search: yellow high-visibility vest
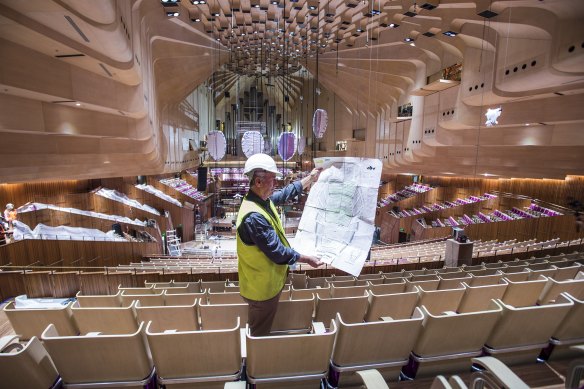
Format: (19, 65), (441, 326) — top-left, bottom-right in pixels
(236, 197), (289, 301)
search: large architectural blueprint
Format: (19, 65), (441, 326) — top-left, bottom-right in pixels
(292, 157), (382, 276)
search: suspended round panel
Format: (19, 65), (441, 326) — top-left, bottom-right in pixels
(263, 138), (272, 155)
(312, 109), (328, 139)
(242, 131), (265, 158)
(278, 132), (296, 161)
(207, 131), (226, 161)
(297, 136), (306, 155)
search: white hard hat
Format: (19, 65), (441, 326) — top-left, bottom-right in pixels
(244, 153), (282, 177)
(6, 203), (14, 210)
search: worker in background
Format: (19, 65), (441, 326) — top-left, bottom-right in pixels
(237, 153), (322, 336)
(4, 203), (17, 228)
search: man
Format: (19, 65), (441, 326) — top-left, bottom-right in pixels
(237, 153), (322, 336)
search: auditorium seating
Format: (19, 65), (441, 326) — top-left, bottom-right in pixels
(3, 300), (78, 341)
(483, 296), (574, 366)
(541, 293), (584, 361)
(329, 310), (424, 387)
(145, 318), (242, 388)
(403, 302), (503, 378)
(245, 321), (337, 388)
(0, 335), (61, 389)
(135, 300), (200, 332)
(71, 300), (139, 335)
(41, 322), (155, 387)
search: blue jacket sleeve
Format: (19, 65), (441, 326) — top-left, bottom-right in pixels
(241, 213), (300, 265)
(270, 180), (303, 205)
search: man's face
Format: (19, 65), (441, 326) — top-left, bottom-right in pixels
(255, 171), (277, 200)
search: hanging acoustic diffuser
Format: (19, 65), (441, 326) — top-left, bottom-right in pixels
(242, 131), (265, 158)
(263, 137), (272, 155)
(297, 136), (306, 155)
(312, 109), (328, 138)
(207, 130), (226, 161)
(278, 132), (297, 161)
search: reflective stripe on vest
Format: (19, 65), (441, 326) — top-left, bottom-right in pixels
(236, 197), (289, 301)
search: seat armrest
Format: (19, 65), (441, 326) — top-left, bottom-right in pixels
(356, 369), (389, 389)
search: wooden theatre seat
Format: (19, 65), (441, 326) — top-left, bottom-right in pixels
(71, 300), (139, 335)
(118, 284), (155, 295)
(145, 318), (242, 388)
(75, 290), (122, 307)
(329, 309), (424, 387)
(540, 293), (584, 361)
(330, 284), (369, 298)
(416, 285), (465, 315)
(3, 300), (78, 341)
(457, 281), (508, 313)
(271, 296), (314, 333)
(199, 301), (248, 330)
(207, 291), (245, 304)
(120, 290), (165, 307)
(0, 335), (60, 389)
(483, 297), (574, 366)
(163, 289), (206, 305)
(368, 278), (406, 295)
(537, 273), (584, 304)
(365, 288), (418, 322)
(315, 292), (369, 328)
(500, 276), (548, 307)
(135, 300), (199, 332)
(41, 322), (154, 388)
(246, 321), (337, 388)
(403, 301), (503, 378)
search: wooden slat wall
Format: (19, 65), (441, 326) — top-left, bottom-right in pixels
(0, 240), (160, 267)
(0, 180), (93, 213)
(424, 175), (584, 209)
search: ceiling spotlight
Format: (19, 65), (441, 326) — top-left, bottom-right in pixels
(162, 0), (180, 5)
(166, 11), (180, 16)
(443, 30), (457, 37)
(404, 37), (414, 42)
(75, 102), (81, 106)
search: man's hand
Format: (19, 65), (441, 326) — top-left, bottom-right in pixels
(298, 254), (323, 268)
(301, 167), (323, 190)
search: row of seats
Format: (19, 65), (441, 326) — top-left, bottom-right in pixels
(3, 290), (583, 388)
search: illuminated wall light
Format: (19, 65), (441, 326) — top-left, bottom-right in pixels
(443, 30), (457, 37)
(75, 102), (81, 106)
(166, 11), (180, 16)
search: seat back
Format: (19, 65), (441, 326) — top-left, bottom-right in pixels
(163, 290), (206, 305)
(75, 290), (122, 307)
(271, 297), (314, 332)
(457, 281), (508, 313)
(315, 293), (369, 327)
(199, 302), (248, 330)
(417, 285), (465, 315)
(485, 298), (573, 354)
(551, 264), (582, 281)
(41, 322), (153, 385)
(118, 285), (155, 295)
(368, 280), (406, 295)
(501, 277), (547, 307)
(332, 309), (424, 367)
(201, 280), (226, 293)
(538, 276), (584, 304)
(307, 276), (329, 289)
(291, 286), (330, 300)
(0, 336), (59, 388)
(136, 300), (199, 332)
(72, 300), (139, 335)
(120, 290), (165, 307)
(207, 291), (245, 304)
(246, 321), (337, 382)
(145, 319), (241, 382)
(289, 272), (307, 289)
(550, 293), (584, 347)
(4, 300), (78, 341)
(413, 302), (503, 358)
(331, 284), (369, 298)
(437, 274), (472, 290)
(365, 288), (418, 322)
(405, 278), (440, 292)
